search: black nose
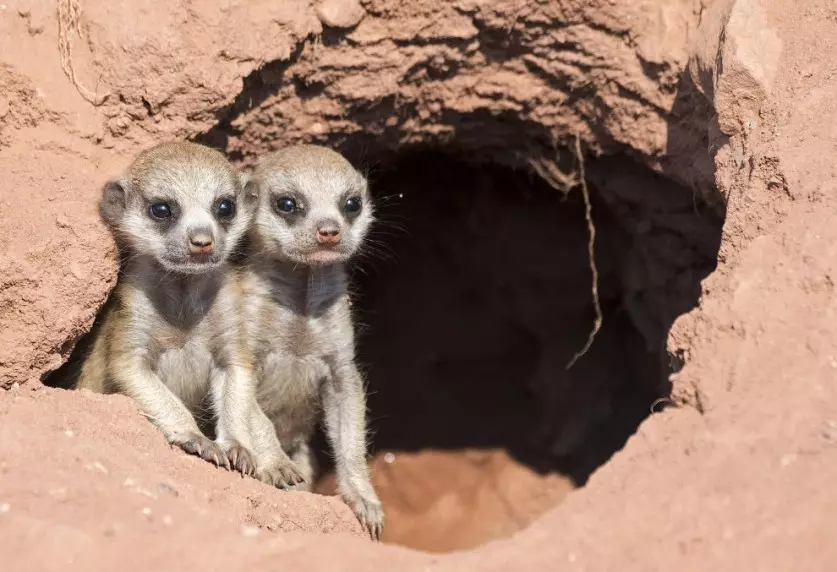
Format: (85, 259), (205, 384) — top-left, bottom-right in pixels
(316, 220), (341, 245)
(189, 231), (215, 254)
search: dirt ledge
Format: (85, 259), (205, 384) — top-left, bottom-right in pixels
(2, 0), (837, 569)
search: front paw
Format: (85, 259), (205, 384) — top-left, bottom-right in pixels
(171, 432), (231, 470)
(223, 442), (256, 477)
(256, 457), (306, 489)
(347, 494), (384, 541)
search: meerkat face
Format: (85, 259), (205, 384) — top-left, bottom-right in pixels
(99, 142), (254, 274)
(248, 145), (374, 266)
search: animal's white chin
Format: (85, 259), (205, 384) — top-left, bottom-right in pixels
(159, 256), (224, 275)
(293, 249), (350, 266)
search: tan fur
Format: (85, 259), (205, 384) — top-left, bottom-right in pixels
(238, 144), (384, 539)
(77, 142), (262, 474)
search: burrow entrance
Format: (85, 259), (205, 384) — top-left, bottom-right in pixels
(43, 144), (723, 554)
(312, 149), (723, 552)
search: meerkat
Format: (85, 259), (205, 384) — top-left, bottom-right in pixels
(76, 141), (261, 474)
(237, 144), (384, 540)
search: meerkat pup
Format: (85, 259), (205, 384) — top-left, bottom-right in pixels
(238, 144), (384, 539)
(77, 142), (259, 474)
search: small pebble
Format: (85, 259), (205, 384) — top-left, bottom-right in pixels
(316, 0), (365, 29)
(136, 487), (158, 499)
(141, 507), (152, 517)
(0, 503), (10, 514)
(780, 453), (797, 468)
(240, 524), (260, 538)
(156, 483), (179, 498)
(64, 429), (74, 437)
(85, 461), (109, 474)
(162, 515), (173, 526)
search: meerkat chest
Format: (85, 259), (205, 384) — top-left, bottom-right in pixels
(152, 324), (217, 412)
(256, 315), (337, 418)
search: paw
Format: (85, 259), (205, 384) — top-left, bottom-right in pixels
(256, 457), (306, 489)
(224, 442), (256, 477)
(348, 495), (384, 541)
(173, 432), (231, 470)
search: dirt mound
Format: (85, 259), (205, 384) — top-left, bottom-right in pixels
(2, 0), (836, 569)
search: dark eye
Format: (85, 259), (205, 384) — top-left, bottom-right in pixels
(216, 199), (236, 219)
(276, 196), (297, 214)
(149, 202), (172, 220)
(344, 197), (362, 214)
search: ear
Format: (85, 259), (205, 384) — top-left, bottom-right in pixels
(99, 177), (128, 226)
(239, 171), (260, 206)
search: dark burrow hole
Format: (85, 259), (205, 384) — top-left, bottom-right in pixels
(312, 149), (723, 552)
(44, 147), (723, 554)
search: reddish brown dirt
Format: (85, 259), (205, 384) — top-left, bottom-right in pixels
(2, 0), (836, 569)
(316, 449), (574, 553)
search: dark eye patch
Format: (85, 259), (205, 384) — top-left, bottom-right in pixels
(149, 202), (174, 221)
(276, 196), (297, 213)
(272, 190), (306, 217)
(216, 198), (236, 219)
(344, 196), (362, 214)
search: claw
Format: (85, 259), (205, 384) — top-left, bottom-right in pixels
(257, 457), (305, 490)
(175, 433), (235, 473)
(347, 496), (384, 542)
(224, 443), (256, 477)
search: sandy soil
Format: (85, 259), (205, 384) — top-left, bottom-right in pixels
(1, 0), (836, 569)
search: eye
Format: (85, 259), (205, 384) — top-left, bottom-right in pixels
(276, 196), (298, 214)
(149, 202), (172, 220)
(344, 196), (362, 214)
(216, 199), (236, 219)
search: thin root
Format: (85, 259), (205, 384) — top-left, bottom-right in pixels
(566, 133), (602, 370)
(650, 397), (675, 414)
(57, 0), (110, 106)
(528, 156), (576, 194)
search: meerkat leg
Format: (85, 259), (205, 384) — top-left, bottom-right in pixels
(322, 363), (384, 540)
(243, 398), (306, 488)
(285, 441), (318, 492)
(112, 359), (230, 470)
(210, 365), (260, 476)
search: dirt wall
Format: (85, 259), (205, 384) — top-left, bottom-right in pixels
(1, 0), (835, 569)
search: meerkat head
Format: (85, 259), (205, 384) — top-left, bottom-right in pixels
(247, 145), (374, 266)
(99, 141), (254, 274)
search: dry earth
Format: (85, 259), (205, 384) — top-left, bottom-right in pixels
(1, 0), (836, 569)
